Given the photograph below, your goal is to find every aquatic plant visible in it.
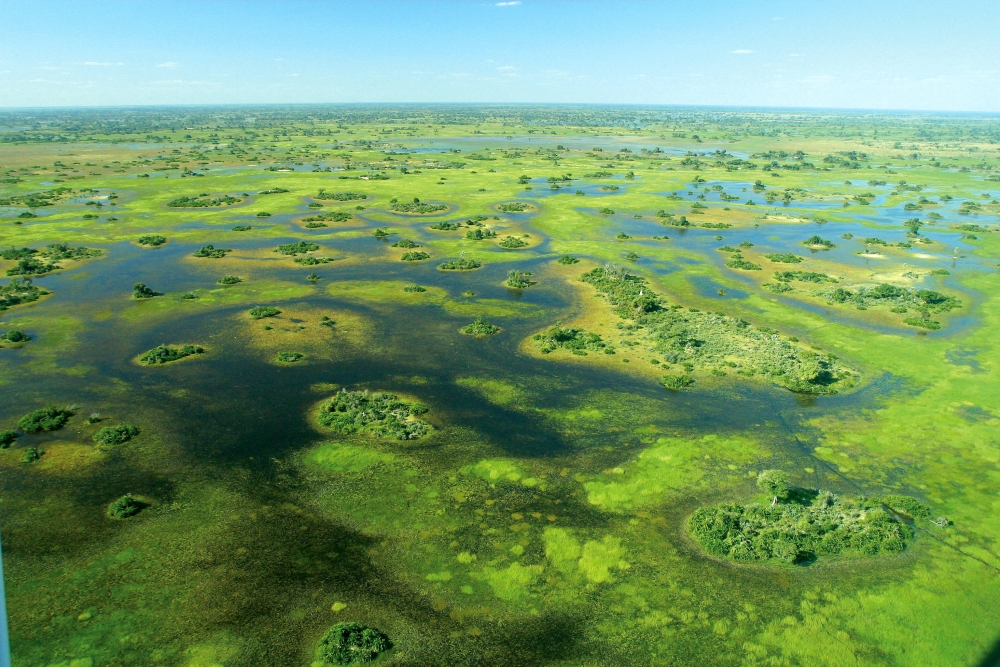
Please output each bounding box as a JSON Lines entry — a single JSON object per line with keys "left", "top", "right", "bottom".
{"left": 93, "top": 424, "right": 140, "bottom": 446}
{"left": 249, "top": 306, "right": 282, "bottom": 319}
{"left": 439, "top": 258, "right": 481, "bottom": 271}
{"left": 275, "top": 240, "right": 319, "bottom": 255}
{"left": 316, "top": 622, "right": 391, "bottom": 665}
{"left": 499, "top": 236, "right": 528, "bottom": 249}
{"left": 133, "top": 283, "right": 157, "bottom": 299}
{"left": 218, "top": 275, "right": 242, "bottom": 285}
{"left": 18, "top": 405, "right": 73, "bottom": 432}
{"left": 139, "top": 344, "right": 205, "bottom": 365}
{"left": 461, "top": 317, "right": 500, "bottom": 337}
{"left": 276, "top": 352, "right": 305, "bottom": 363}
{"left": 400, "top": 251, "right": 430, "bottom": 261}
{"left": 137, "top": 235, "right": 167, "bottom": 246}
{"left": 533, "top": 326, "right": 613, "bottom": 355}
{"left": 193, "top": 245, "right": 232, "bottom": 258}
{"left": 316, "top": 389, "right": 430, "bottom": 440}
{"left": 107, "top": 494, "right": 144, "bottom": 520}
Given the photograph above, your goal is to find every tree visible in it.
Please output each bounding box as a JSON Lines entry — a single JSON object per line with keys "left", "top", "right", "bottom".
{"left": 757, "top": 470, "right": 790, "bottom": 506}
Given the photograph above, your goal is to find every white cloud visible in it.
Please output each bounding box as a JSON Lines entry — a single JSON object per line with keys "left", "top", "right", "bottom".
{"left": 731, "top": 49, "right": 755, "bottom": 55}
{"left": 84, "top": 61, "right": 121, "bottom": 66}
{"left": 157, "top": 62, "right": 179, "bottom": 68}
{"left": 496, "top": 1, "right": 521, "bottom": 6}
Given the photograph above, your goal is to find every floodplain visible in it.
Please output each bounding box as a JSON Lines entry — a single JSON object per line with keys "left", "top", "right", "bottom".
{"left": 1, "top": 105, "right": 999, "bottom": 667}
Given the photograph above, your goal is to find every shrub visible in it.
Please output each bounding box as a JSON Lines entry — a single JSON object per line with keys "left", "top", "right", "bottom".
{"left": 439, "top": 258, "right": 482, "bottom": 271}
{"left": 275, "top": 241, "right": 319, "bottom": 255}
{"left": 316, "top": 622, "right": 392, "bottom": 666}
{"left": 94, "top": 424, "right": 139, "bottom": 446}
{"left": 18, "top": 405, "right": 72, "bottom": 432}
{"left": 403, "top": 285, "right": 426, "bottom": 293}
{"left": 167, "top": 195, "right": 241, "bottom": 207}
{"left": 461, "top": 317, "right": 500, "bottom": 337}
{"left": 660, "top": 374, "right": 694, "bottom": 390}
{"left": 392, "top": 239, "right": 421, "bottom": 248}
{"left": 23, "top": 447, "right": 41, "bottom": 463}
{"left": 557, "top": 255, "right": 579, "bottom": 264}
{"left": 315, "top": 190, "right": 367, "bottom": 201}
{"left": 372, "top": 228, "right": 390, "bottom": 239}
{"left": 465, "top": 228, "right": 497, "bottom": 240}
{"left": 506, "top": 269, "right": 534, "bottom": 288}
{"left": 317, "top": 389, "right": 430, "bottom": 440}
{"left": 803, "top": 235, "right": 835, "bottom": 248}
{"left": 108, "top": 494, "right": 144, "bottom": 520}
{"left": 193, "top": 245, "right": 232, "bottom": 258}
{"left": 498, "top": 236, "right": 528, "bottom": 249}
{"left": 5, "top": 329, "right": 29, "bottom": 343}
{"left": 429, "top": 221, "right": 462, "bottom": 230}
{"left": 305, "top": 222, "right": 328, "bottom": 229}
{"left": 764, "top": 253, "right": 803, "bottom": 263}
{"left": 725, "top": 258, "right": 761, "bottom": 271}
{"left": 231, "top": 225, "right": 252, "bottom": 232}
{"left": 277, "top": 352, "right": 304, "bottom": 363}
{"left": 249, "top": 306, "right": 282, "bottom": 319}
{"left": 137, "top": 235, "right": 167, "bottom": 247}
{"left": 401, "top": 251, "right": 430, "bottom": 261}
{"left": 533, "top": 326, "right": 613, "bottom": 355}
{"left": 0, "top": 429, "right": 16, "bottom": 448}
{"left": 256, "top": 211, "right": 271, "bottom": 217}
{"left": 303, "top": 211, "right": 351, "bottom": 223}
{"left": 133, "top": 283, "right": 156, "bottom": 299}
{"left": 139, "top": 344, "right": 205, "bottom": 365}
{"left": 390, "top": 200, "right": 447, "bottom": 214}
{"left": 218, "top": 275, "right": 242, "bottom": 285}
{"left": 598, "top": 207, "right": 615, "bottom": 215}
{"left": 498, "top": 202, "right": 530, "bottom": 212}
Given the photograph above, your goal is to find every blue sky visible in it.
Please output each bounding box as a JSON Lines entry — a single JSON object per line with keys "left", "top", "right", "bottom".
{"left": 1, "top": 0, "right": 998, "bottom": 111}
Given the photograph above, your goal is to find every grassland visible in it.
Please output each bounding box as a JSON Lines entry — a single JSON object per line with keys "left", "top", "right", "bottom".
{"left": 1, "top": 105, "right": 999, "bottom": 667}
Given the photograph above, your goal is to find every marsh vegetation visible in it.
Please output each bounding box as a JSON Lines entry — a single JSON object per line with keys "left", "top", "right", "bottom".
{"left": 316, "top": 389, "right": 430, "bottom": 440}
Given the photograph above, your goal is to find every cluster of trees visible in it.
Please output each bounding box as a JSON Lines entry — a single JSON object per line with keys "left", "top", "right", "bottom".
{"left": 316, "top": 389, "right": 430, "bottom": 440}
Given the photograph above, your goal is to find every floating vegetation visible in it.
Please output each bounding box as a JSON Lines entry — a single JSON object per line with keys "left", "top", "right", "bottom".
{"left": 400, "top": 251, "right": 430, "bottom": 261}
{"left": 108, "top": 494, "right": 144, "bottom": 520}
{"left": 498, "top": 202, "right": 530, "bottom": 212}
{"left": 403, "top": 285, "right": 426, "bottom": 292}
{"left": 533, "top": 326, "right": 613, "bottom": 355}
{"left": 439, "top": 258, "right": 482, "bottom": 271}
{"left": 132, "top": 283, "right": 157, "bottom": 299}
{"left": 689, "top": 470, "right": 926, "bottom": 564}
{"left": 390, "top": 198, "right": 447, "bottom": 214}
{"left": 315, "top": 622, "right": 392, "bottom": 666}
{"left": 249, "top": 306, "right": 282, "bottom": 319}
{"left": 275, "top": 240, "right": 319, "bottom": 255}
{"left": 167, "top": 194, "right": 241, "bottom": 207}
{"left": 316, "top": 389, "right": 430, "bottom": 440}
{"left": 315, "top": 190, "right": 367, "bottom": 201}
{"left": 764, "top": 253, "right": 803, "bottom": 263}
{"left": 392, "top": 239, "right": 421, "bottom": 248}
{"left": 218, "top": 275, "right": 242, "bottom": 285}
{"left": 231, "top": 225, "right": 252, "bottom": 232}
{"left": 139, "top": 344, "right": 206, "bottom": 365}
{"left": 18, "top": 405, "right": 73, "bottom": 433}
{"left": 581, "top": 265, "right": 856, "bottom": 393}
{"left": 276, "top": 351, "right": 305, "bottom": 363}
{"left": 466, "top": 227, "right": 497, "bottom": 240}
{"left": 462, "top": 316, "right": 501, "bottom": 337}
{"left": 137, "top": 235, "right": 167, "bottom": 247}
{"left": 506, "top": 269, "right": 534, "bottom": 288}
{"left": 93, "top": 424, "right": 139, "bottom": 446}
{"left": 498, "top": 236, "right": 528, "bottom": 249}
{"left": 193, "top": 245, "right": 232, "bottom": 258}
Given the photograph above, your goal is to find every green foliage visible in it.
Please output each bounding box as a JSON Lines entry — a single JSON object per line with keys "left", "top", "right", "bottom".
{"left": 764, "top": 253, "right": 803, "bottom": 263}
{"left": 0, "top": 429, "right": 18, "bottom": 448}
{"left": 217, "top": 275, "right": 242, "bottom": 285}
{"left": 689, "top": 485, "right": 920, "bottom": 564}
{"left": 400, "top": 251, "right": 430, "bottom": 261}
{"left": 372, "top": 227, "right": 390, "bottom": 239}
{"left": 93, "top": 424, "right": 140, "bottom": 446}
{"left": 506, "top": 269, "right": 534, "bottom": 288}
{"left": 192, "top": 245, "right": 232, "bottom": 258}
{"left": 315, "top": 190, "right": 367, "bottom": 201}
{"left": 557, "top": 255, "right": 579, "bottom": 264}
{"left": 304, "top": 211, "right": 352, "bottom": 223}
{"left": 167, "top": 194, "right": 241, "bottom": 207}
{"left": 774, "top": 271, "right": 836, "bottom": 283}
{"left": 305, "top": 222, "right": 329, "bottom": 228}
{"left": 390, "top": 200, "right": 447, "bottom": 214}
{"left": 274, "top": 241, "right": 319, "bottom": 255}
{"left": 5, "top": 329, "right": 29, "bottom": 343}
{"left": 725, "top": 257, "right": 761, "bottom": 271}
{"left": 757, "top": 470, "right": 790, "bottom": 504}
{"left": 258, "top": 187, "right": 289, "bottom": 195}
{"left": 498, "top": 202, "right": 530, "bottom": 212}
{"left": 6, "top": 256, "right": 59, "bottom": 276}
{"left": 598, "top": 207, "right": 615, "bottom": 215}
{"left": 316, "top": 622, "right": 392, "bottom": 665}
{"left": 249, "top": 306, "right": 281, "bottom": 319}
{"left": 429, "top": 221, "right": 462, "bottom": 231}
{"left": 139, "top": 344, "right": 205, "bottom": 365}
{"left": 660, "top": 374, "right": 694, "bottom": 390}
{"left": 803, "top": 235, "right": 835, "bottom": 248}
{"left": 392, "top": 238, "right": 421, "bottom": 248}
{"left": 22, "top": 447, "right": 41, "bottom": 463}
{"left": 276, "top": 351, "right": 304, "bottom": 363}
{"left": 316, "top": 389, "right": 430, "bottom": 440}
{"left": 881, "top": 495, "right": 932, "bottom": 519}
{"left": 403, "top": 285, "right": 426, "bottom": 292}
{"left": 625, "top": 251, "right": 640, "bottom": 261}
{"left": 465, "top": 227, "right": 497, "bottom": 240}
{"left": 231, "top": 225, "right": 252, "bottom": 232}
{"left": 1, "top": 247, "right": 37, "bottom": 261}
{"left": 533, "top": 326, "right": 613, "bottom": 355}
{"left": 137, "top": 235, "right": 167, "bottom": 246}
{"left": 132, "top": 282, "right": 157, "bottom": 299}
{"left": 108, "top": 494, "right": 144, "bottom": 520}
{"left": 498, "top": 236, "right": 528, "bottom": 249}
{"left": 461, "top": 317, "right": 501, "bottom": 337}
{"left": 18, "top": 405, "right": 72, "bottom": 433}
{"left": 439, "top": 258, "right": 481, "bottom": 271}
{"left": 294, "top": 256, "right": 335, "bottom": 265}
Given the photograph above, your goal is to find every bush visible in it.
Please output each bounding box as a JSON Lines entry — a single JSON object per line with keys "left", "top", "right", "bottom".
{"left": 725, "top": 258, "right": 761, "bottom": 271}
{"left": 249, "top": 306, "right": 282, "bottom": 319}
{"left": 275, "top": 241, "right": 319, "bottom": 255}
{"left": 315, "top": 190, "right": 367, "bottom": 201}
{"left": 5, "top": 329, "right": 29, "bottom": 343}
{"left": 465, "top": 228, "right": 497, "bottom": 240}
{"left": 439, "top": 258, "right": 481, "bottom": 271}
{"left": 23, "top": 447, "right": 41, "bottom": 463}
{"left": 533, "top": 326, "right": 613, "bottom": 355}
{"left": 137, "top": 235, "right": 167, "bottom": 247}
{"left": 764, "top": 253, "right": 802, "bottom": 263}
{"left": 304, "top": 211, "right": 352, "bottom": 223}
{"left": 403, "top": 285, "right": 426, "bottom": 293}
{"left": 498, "top": 202, "right": 530, "bottom": 212}
{"left": 429, "top": 221, "right": 462, "bottom": 231}
{"left": 598, "top": 207, "right": 615, "bottom": 215}
{"left": 94, "top": 424, "right": 139, "bottom": 446}
{"left": 557, "top": 255, "right": 579, "bottom": 264}
{"left": 462, "top": 317, "right": 500, "bottom": 337}
{"left": 392, "top": 239, "right": 421, "bottom": 248}
{"left": 401, "top": 251, "right": 430, "bottom": 261}
{"left": 139, "top": 344, "right": 205, "bottom": 365}
{"left": 317, "top": 389, "right": 430, "bottom": 440}
{"left": 803, "top": 235, "right": 835, "bottom": 248}
{"left": 193, "top": 245, "right": 232, "bottom": 258}
{"left": 881, "top": 495, "right": 932, "bottom": 519}
{"left": 256, "top": 211, "right": 271, "bottom": 217}
{"left": 167, "top": 195, "right": 241, "bottom": 207}
{"left": 218, "top": 275, "right": 242, "bottom": 285}
{"left": 390, "top": 200, "right": 447, "bottom": 214}
{"left": 108, "top": 494, "right": 144, "bottom": 520}
{"left": 660, "top": 374, "right": 694, "bottom": 390}
{"left": 18, "top": 405, "right": 72, "bottom": 432}
{"left": 133, "top": 283, "right": 156, "bottom": 299}
{"left": 277, "top": 352, "right": 304, "bottom": 363}
{"left": 506, "top": 269, "right": 534, "bottom": 288}
{"left": 0, "top": 429, "right": 16, "bottom": 448}
{"left": 316, "top": 622, "right": 392, "bottom": 665}
{"left": 231, "top": 225, "right": 252, "bottom": 232}
{"left": 498, "top": 236, "right": 528, "bottom": 249}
